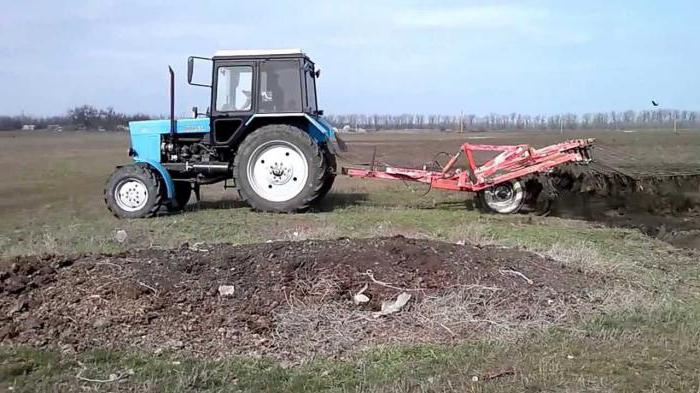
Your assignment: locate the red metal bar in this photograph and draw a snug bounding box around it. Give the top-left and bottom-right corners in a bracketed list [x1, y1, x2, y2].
[342, 138, 594, 193]
[441, 151, 461, 177]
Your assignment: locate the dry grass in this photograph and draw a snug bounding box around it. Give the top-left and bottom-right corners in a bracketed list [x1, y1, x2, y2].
[545, 242, 608, 274]
[450, 223, 499, 246]
[273, 302, 370, 363]
[270, 273, 595, 364]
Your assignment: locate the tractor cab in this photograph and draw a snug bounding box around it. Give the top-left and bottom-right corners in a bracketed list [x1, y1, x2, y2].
[189, 49, 323, 147]
[105, 49, 338, 219]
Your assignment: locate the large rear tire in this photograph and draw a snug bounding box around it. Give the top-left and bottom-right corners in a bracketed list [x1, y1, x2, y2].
[233, 124, 325, 212]
[478, 179, 525, 214]
[316, 145, 337, 201]
[105, 163, 164, 218]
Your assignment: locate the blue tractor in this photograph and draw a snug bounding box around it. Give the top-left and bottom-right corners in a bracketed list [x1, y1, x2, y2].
[105, 49, 342, 218]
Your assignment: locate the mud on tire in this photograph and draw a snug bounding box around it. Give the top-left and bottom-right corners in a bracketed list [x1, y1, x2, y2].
[233, 124, 326, 212]
[104, 163, 164, 219]
[316, 144, 337, 201]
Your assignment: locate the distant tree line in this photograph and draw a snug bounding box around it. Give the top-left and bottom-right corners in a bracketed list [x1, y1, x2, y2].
[0, 105, 151, 131]
[3, 106, 699, 132]
[326, 109, 700, 131]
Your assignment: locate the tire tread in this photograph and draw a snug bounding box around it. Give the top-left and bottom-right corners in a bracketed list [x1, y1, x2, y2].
[104, 163, 163, 218]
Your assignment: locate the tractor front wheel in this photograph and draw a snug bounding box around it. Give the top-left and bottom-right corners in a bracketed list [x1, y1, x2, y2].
[478, 179, 525, 214]
[105, 163, 164, 218]
[168, 181, 192, 212]
[233, 124, 326, 212]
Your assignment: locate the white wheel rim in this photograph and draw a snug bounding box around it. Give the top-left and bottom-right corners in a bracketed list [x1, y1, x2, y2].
[247, 140, 309, 202]
[114, 179, 149, 212]
[483, 180, 524, 214]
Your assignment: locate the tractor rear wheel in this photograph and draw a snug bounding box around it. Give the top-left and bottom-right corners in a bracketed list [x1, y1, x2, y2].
[478, 179, 525, 214]
[105, 163, 164, 218]
[316, 145, 337, 201]
[233, 124, 326, 212]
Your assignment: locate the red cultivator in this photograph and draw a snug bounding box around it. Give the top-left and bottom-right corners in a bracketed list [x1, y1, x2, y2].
[342, 139, 595, 213]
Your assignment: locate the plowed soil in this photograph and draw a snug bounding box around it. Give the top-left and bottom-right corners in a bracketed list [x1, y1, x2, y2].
[0, 236, 596, 362]
[547, 170, 700, 249]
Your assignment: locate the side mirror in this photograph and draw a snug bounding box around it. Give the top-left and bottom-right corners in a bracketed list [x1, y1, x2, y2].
[187, 57, 194, 84]
[314, 69, 321, 78]
[187, 56, 213, 87]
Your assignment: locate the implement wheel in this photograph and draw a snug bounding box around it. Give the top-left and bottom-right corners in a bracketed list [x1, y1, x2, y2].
[478, 179, 525, 214]
[233, 124, 326, 212]
[105, 163, 164, 218]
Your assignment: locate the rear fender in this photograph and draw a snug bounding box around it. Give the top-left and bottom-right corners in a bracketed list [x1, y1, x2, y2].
[243, 114, 335, 144]
[303, 114, 334, 142]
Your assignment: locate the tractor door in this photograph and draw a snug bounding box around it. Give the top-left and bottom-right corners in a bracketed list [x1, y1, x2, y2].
[258, 59, 303, 113]
[210, 61, 256, 146]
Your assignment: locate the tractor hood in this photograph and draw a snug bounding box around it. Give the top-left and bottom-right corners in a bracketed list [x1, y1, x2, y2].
[129, 118, 210, 135]
[128, 118, 210, 163]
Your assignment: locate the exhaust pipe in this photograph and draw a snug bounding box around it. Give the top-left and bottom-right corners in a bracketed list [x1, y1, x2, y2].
[186, 162, 230, 175]
[168, 66, 176, 139]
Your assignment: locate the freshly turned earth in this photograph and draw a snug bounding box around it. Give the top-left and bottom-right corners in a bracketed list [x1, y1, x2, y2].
[0, 236, 598, 361]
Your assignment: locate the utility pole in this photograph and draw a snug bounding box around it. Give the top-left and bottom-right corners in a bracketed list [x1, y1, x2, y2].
[560, 118, 563, 135]
[460, 111, 464, 133]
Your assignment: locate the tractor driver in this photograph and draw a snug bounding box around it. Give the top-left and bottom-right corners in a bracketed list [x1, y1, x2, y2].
[261, 70, 285, 112]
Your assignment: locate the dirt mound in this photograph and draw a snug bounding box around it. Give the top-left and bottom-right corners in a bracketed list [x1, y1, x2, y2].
[0, 237, 597, 362]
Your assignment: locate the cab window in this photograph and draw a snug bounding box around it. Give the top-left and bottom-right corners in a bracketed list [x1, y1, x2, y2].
[215, 65, 253, 112]
[259, 60, 302, 113]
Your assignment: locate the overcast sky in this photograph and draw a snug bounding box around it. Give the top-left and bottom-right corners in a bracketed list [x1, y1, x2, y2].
[1, 0, 698, 116]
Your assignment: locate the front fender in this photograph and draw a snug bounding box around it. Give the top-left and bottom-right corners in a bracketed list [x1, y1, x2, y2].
[134, 159, 174, 199]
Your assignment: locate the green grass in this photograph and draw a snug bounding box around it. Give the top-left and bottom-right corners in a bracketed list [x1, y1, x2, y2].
[3, 301, 700, 392]
[1, 199, 690, 285]
[0, 197, 660, 256]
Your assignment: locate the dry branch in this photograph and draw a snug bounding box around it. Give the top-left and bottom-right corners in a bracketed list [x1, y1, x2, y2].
[498, 269, 534, 285]
[76, 363, 133, 384]
[358, 270, 423, 292]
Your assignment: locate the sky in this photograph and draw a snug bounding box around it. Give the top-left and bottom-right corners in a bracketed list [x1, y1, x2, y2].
[1, 0, 698, 117]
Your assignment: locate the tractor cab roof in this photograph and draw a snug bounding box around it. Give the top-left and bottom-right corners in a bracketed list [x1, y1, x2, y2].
[212, 49, 309, 60]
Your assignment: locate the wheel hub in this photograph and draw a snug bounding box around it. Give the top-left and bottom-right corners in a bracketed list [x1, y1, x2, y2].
[247, 140, 309, 202]
[494, 185, 513, 201]
[269, 162, 292, 185]
[482, 180, 524, 214]
[114, 179, 148, 212]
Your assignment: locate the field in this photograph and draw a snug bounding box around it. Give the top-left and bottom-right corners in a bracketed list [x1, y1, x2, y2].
[1, 129, 700, 392]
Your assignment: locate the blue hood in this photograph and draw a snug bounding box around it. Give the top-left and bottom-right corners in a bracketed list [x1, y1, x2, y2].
[129, 118, 210, 135]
